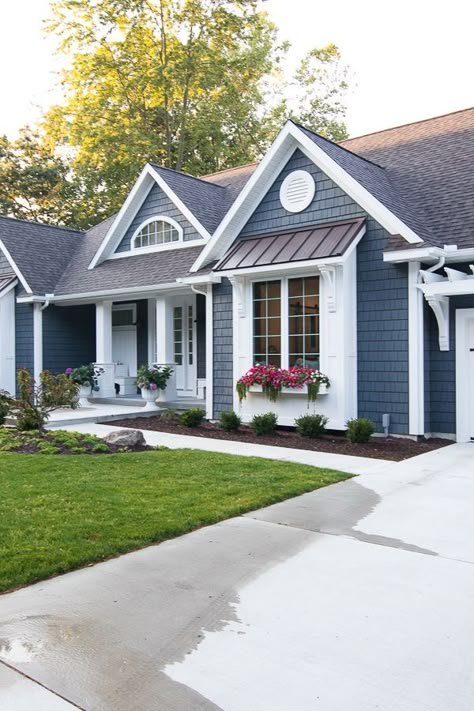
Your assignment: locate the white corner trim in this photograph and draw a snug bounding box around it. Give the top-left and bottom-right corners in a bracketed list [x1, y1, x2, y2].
[425, 293, 450, 351]
[408, 262, 425, 435]
[0, 278, 18, 298]
[0, 287, 16, 394]
[191, 121, 423, 272]
[33, 303, 43, 382]
[0, 239, 32, 294]
[89, 164, 212, 269]
[456, 308, 474, 442]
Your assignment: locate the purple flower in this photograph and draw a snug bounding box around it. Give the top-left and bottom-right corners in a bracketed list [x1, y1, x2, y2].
[65, 368, 73, 375]
[149, 382, 158, 391]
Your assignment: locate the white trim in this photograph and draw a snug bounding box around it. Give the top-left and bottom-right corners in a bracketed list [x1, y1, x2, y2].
[33, 303, 43, 382]
[89, 164, 212, 269]
[384, 246, 474, 264]
[147, 298, 157, 364]
[0, 278, 18, 298]
[0, 239, 32, 294]
[131, 215, 183, 252]
[17, 281, 189, 305]
[108, 238, 206, 260]
[408, 262, 425, 435]
[112, 302, 137, 323]
[417, 279, 474, 299]
[206, 285, 214, 419]
[0, 286, 16, 394]
[456, 308, 474, 442]
[191, 121, 422, 272]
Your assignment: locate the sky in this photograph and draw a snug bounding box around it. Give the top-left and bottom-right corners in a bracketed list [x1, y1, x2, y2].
[0, 0, 472, 140]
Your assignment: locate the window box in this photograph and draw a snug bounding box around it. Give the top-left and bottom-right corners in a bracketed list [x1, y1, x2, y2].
[248, 383, 328, 396]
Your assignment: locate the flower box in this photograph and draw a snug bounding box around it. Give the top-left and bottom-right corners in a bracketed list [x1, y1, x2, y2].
[248, 383, 328, 396]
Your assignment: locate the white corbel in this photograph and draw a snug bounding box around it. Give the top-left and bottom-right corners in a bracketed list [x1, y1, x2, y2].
[318, 265, 337, 313]
[228, 275, 246, 318]
[425, 293, 450, 351]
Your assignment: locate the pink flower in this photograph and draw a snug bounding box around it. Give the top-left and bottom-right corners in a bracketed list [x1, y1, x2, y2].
[65, 368, 73, 375]
[149, 382, 158, 391]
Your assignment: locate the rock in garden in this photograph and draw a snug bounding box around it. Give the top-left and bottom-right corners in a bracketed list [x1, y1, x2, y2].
[103, 429, 146, 449]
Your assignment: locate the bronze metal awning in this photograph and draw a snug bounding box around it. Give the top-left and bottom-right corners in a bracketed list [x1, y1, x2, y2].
[215, 218, 366, 271]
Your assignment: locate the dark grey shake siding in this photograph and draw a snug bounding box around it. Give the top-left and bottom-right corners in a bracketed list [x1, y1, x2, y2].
[236, 148, 410, 434]
[426, 288, 474, 434]
[116, 183, 201, 253]
[196, 294, 206, 379]
[212, 279, 233, 416]
[43, 305, 96, 373]
[15, 300, 34, 373]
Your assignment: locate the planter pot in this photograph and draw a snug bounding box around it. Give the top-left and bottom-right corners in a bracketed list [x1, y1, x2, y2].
[78, 384, 92, 407]
[248, 383, 328, 396]
[141, 387, 160, 410]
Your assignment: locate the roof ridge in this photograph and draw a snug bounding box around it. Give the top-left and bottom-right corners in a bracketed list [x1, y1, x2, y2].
[290, 120, 385, 170]
[200, 162, 259, 179]
[341, 106, 474, 144]
[149, 163, 227, 190]
[0, 213, 84, 234]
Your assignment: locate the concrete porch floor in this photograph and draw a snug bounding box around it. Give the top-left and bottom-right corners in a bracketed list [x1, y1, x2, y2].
[46, 397, 205, 428]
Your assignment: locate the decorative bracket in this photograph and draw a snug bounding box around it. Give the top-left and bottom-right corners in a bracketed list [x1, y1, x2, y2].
[318, 265, 337, 313]
[425, 294, 450, 351]
[228, 276, 246, 318]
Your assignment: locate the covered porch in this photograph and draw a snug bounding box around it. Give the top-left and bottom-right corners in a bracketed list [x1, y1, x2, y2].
[31, 280, 216, 417]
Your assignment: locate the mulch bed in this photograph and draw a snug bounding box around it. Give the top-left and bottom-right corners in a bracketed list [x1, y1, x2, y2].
[110, 417, 451, 462]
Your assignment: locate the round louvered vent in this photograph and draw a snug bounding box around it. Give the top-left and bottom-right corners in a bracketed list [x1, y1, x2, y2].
[279, 170, 315, 213]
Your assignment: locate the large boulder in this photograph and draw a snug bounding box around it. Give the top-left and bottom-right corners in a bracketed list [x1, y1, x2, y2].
[103, 429, 146, 449]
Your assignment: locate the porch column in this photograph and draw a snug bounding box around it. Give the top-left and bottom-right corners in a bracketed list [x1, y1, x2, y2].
[408, 261, 425, 435]
[33, 303, 43, 383]
[95, 300, 116, 397]
[155, 295, 176, 401]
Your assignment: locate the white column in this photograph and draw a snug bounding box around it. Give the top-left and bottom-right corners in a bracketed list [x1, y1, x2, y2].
[95, 300, 116, 397]
[408, 261, 425, 435]
[33, 303, 43, 383]
[0, 288, 16, 393]
[147, 297, 157, 364]
[155, 295, 176, 401]
[205, 284, 214, 419]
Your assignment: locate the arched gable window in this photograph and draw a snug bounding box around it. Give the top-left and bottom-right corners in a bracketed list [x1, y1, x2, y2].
[132, 216, 183, 250]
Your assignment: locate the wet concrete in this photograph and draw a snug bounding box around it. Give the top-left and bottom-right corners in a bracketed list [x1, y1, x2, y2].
[1, 443, 473, 709]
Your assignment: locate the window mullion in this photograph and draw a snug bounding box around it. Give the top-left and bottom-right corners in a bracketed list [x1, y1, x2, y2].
[281, 278, 289, 369]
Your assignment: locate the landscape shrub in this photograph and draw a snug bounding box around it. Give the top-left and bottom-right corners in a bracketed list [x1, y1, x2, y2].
[0, 395, 11, 425]
[346, 417, 375, 443]
[250, 412, 278, 436]
[218, 410, 241, 432]
[179, 407, 206, 427]
[295, 413, 328, 438]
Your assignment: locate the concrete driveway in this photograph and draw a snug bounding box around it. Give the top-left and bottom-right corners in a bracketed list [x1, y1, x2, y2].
[0, 443, 473, 710]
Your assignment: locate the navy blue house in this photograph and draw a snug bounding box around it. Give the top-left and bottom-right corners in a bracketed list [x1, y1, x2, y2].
[0, 109, 473, 441]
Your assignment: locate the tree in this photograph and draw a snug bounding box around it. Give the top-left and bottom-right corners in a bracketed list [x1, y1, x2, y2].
[1, 2, 350, 228]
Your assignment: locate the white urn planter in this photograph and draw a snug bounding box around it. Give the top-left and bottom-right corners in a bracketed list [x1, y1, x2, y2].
[141, 387, 160, 410]
[78, 384, 92, 407]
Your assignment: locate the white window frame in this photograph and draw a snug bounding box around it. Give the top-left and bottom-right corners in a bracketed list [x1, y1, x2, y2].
[112, 303, 137, 327]
[249, 273, 321, 370]
[131, 216, 184, 253]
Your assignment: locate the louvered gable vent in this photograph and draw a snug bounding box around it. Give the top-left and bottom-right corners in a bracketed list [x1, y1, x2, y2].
[279, 170, 315, 213]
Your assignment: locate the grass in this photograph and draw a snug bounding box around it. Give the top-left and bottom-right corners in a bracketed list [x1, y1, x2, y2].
[0, 449, 350, 593]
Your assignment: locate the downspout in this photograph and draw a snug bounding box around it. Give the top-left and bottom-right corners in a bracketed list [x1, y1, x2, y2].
[33, 297, 51, 386]
[190, 284, 213, 419]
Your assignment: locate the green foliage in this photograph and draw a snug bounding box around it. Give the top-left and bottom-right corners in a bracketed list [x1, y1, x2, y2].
[250, 412, 278, 436]
[0, 393, 11, 425]
[13, 368, 78, 431]
[0, 448, 350, 592]
[16, 406, 46, 432]
[295, 413, 328, 438]
[218, 410, 241, 432]
[346, 418, 376, 444]
[0, 426, 140, 455]
[67, 363, 103, 388]
[40, 370, 79, 408]
[137, 364, 173, 391]
[179, 407, 206, 427]
[159, 408, 178, 422]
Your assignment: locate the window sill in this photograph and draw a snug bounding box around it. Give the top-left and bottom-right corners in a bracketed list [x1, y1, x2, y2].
[248, 384, 328, 396]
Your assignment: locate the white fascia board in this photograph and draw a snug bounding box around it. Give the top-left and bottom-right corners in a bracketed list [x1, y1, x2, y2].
[192, 121, 424, 273]
[385, 246, 474, 264]
[17, 281, 188, 305]
[417, 279, 474, 298]
[0, 239, 32, 294]
[89, 164, 212, 269]
[107, 238, 207, 261]
[177, 274, 222, 285]
[217, 256, 346, 279]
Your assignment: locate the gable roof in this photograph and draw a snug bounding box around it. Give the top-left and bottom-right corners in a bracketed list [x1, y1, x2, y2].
[0, 216, 82, 295]
[340, 108, 474, 249]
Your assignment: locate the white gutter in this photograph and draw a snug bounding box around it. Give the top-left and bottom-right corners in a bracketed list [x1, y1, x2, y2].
[384, 244, 474, 264]
[16, 281, 189, 304]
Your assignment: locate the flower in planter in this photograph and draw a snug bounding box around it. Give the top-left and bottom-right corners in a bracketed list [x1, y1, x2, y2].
[236, 365, 329, 403]
[65, 364, 104, 390]
[137, 365, 173, 391]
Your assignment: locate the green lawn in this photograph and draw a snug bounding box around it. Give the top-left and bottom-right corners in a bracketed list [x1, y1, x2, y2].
[0, 449, 350, 593]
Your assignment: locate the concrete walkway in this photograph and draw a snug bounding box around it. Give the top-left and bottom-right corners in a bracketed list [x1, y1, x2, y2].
[0, 443, 473, 710]
[57, 421, 393, 475]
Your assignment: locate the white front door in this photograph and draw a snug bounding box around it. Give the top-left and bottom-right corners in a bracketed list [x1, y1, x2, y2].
[112, 326, 137, 376]
[173, 297, 196, 397]
[456, 309, 474, 442]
